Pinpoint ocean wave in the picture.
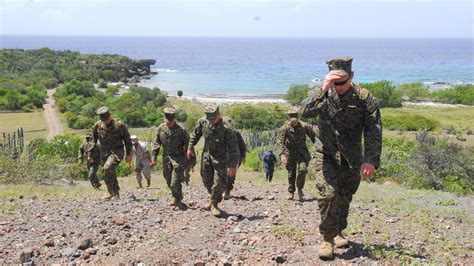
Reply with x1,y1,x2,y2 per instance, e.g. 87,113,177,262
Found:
152,68,178,73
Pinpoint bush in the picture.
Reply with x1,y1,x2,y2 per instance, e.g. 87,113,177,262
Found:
430,84,474,105
383,114,440,131
398,82,430,100
227,104,286,131
33,134,82,161
285,84,312,105
361,81,403,108
98,79,108,88
244,149,261,171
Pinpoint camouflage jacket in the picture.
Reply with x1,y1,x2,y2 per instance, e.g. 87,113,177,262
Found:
92,119,132,159
300,83,382,169
132,142,151,163
276,121,317,162
153,122,189,161
189,117,240,168
79,141,100,162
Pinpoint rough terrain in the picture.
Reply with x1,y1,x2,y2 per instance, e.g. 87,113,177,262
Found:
0,170,473,264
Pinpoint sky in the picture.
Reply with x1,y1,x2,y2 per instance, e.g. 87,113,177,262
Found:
0,0,472,38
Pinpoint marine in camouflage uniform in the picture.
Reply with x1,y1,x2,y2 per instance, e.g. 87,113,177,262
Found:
78,133,101,189
152,107,189,210
131,135,152,188
276,109,318,201
300,57,382,259
91,106,133,200
223,117,247,200
188,104,240,217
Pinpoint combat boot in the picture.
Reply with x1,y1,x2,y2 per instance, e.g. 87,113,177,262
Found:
137,181,143,189
211,202,221,217
101,193,113,201
297,189,304,201
334,233,349,248
174,198,184,210
204,199,212,210
168,197,176,206
146,179,151,188
286,192,294,200
223,190,231,200
317,237,334,260
111,192,120,200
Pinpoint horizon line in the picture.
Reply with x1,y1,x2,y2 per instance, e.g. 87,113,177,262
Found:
1,34,472,39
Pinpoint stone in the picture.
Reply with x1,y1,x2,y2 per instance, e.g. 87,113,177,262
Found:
85,248,97,255
274,255,286,264
62,248,76,258
44,239,55,247
114,214,128,225
106,237,118,245
19,248,34,263
233,226,242,233
77,238,93,250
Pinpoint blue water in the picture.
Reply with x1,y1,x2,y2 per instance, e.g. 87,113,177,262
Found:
1,35,473,96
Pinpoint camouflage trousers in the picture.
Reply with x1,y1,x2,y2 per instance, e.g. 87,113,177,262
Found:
88,162,101,189
286,158,308,193
163,156,184,200
103,153,121,197
226,174,235,192
135,158,152,184
200,155,226,203
314,154,361,238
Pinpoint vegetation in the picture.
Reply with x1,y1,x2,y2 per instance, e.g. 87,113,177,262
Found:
430,84,474,105
54,80,168,129
361,80,403,108
383,114,440,131
284,84,312,106
0,48,141,111
226,104,287,131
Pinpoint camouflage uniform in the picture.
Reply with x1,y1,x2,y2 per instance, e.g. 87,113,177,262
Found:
78,135,101,189
276,113,317,194
153,108,189,202
300,58,382,239
92,106,132,198
224,117,247,193
188,105,240,204
131,136,152,188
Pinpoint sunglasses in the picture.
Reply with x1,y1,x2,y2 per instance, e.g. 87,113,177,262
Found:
333,77,351,86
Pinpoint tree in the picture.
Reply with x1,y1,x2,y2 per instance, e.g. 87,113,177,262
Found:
177,90,183,98
361,80,403,108
284,84,312,106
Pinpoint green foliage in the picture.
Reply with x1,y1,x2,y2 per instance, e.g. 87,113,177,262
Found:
430,84,474,105
244,149,261,171
33,134,82,161
227,104,286,131
106,85,119,96
175,107,188,122
398,82,430,100
361,80,403,108
177,90,183,98
436,198,459,206
284,84,312,105
0,48,135,111
383,114,440,131
98,79,108,88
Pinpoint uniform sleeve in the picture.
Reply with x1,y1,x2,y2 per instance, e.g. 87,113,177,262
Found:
152,127,161,160
236,131,246,159
121,123,133,156
363,92,383,168
300,87,325,118
276,125,289,159
304,123,318,144
226,128,240,167
183,127,190,155
90,124,99,158
188,119,204,149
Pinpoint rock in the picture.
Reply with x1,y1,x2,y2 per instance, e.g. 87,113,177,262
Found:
114,214,128,225
268,196,275,200
85,248,97,255
43,239,55,247
233,226,242,233
19,248,34,263
82,252,90,260
106,237,118,245
62,248,76,258
99,228,107,234
274,255,286,264
77,238,93,250
154,218,163,224
386,217,401,223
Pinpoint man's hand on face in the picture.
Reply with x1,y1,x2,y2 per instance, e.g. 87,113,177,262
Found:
281,157,288,166
322,71,348,93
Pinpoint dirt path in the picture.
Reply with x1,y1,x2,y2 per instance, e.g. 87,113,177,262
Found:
43,88,63,140
0,174,472,264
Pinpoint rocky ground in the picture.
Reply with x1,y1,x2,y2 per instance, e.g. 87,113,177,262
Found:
0,170,473,264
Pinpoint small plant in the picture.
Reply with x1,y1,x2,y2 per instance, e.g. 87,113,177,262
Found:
436,199,459,206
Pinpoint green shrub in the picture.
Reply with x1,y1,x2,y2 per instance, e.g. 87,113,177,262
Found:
398,82,430,100
430,84,474,105
383,114,440,131
284,84,312,105
33,134,82,161
361,80,403,108
227,104,286,131
244,149,261,171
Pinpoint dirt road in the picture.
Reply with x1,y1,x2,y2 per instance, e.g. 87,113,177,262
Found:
43,89,63,140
